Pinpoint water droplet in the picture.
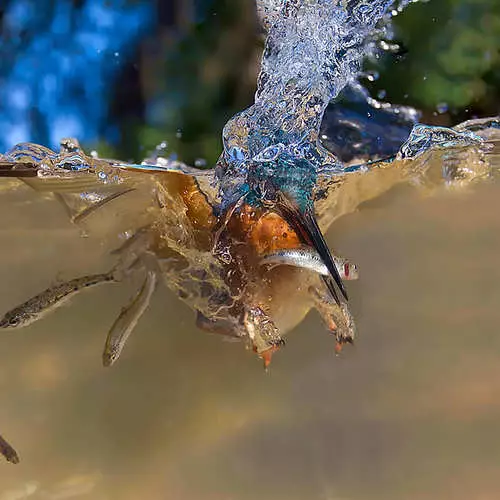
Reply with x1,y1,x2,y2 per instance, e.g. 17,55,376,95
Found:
365,70,379,82
380,40,400,52
436,102,448,114
228,146,245,163
176,129,183,139
194,158,207,168
377,89,387,99
254,144,284,162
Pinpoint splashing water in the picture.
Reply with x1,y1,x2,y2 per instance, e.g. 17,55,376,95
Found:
2,0,495,310
320,82,420,163
397,124,486,160
218,0,415,206
217,0,496,207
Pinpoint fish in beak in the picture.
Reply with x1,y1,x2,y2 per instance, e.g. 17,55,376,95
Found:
274,191,348,305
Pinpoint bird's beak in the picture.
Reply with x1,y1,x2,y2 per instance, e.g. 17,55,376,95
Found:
274,192,348,305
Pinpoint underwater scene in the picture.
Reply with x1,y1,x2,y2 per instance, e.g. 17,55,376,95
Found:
1,0,500,498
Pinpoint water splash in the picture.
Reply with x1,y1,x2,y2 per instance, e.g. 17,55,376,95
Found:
213,0,429,305
218,0,417,207
320,82,419,163
216,0,497,213
397,124,486,160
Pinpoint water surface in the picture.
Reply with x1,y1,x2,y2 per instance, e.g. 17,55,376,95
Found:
2,170,500,499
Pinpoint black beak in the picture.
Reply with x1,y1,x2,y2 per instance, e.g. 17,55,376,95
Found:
275,192,348,305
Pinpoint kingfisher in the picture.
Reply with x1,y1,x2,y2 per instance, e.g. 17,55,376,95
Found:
214,116,348,305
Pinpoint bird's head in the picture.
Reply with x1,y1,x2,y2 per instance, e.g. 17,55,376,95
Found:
218,148,348,304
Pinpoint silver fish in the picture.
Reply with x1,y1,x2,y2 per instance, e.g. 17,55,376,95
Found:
0,433,19,464
102,270,157,367
0,271,118,329
260,247,359,280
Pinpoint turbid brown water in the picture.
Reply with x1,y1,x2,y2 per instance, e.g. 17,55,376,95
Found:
1,161,500,498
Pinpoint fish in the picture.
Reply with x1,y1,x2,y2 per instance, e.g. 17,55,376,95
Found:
72,187,136,223
260,246,359,280
0,271,118,329
0,434,19,464
102,270,157,367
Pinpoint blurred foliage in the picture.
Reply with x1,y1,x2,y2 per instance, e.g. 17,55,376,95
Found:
371,0,500,121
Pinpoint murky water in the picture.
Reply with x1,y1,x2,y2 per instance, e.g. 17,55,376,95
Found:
1,149,500,499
